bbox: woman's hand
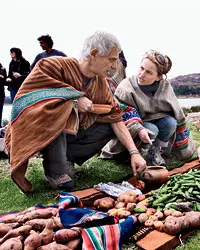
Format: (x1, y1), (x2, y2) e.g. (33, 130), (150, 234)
(6, 78), (12, 82)
(13, 72), (21, 78)
(77, 96), (93, 112)
(0, 74), (4, 78)
(138, 128), (155, 144)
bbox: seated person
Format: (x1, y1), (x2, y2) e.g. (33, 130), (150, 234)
(102, 49), (189, 166)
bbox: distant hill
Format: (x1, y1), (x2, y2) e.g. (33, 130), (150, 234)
(170, 73), (200, 97)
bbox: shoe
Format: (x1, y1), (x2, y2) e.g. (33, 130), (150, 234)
(147, 145), (166, 166)
(45, 174), (74, 191)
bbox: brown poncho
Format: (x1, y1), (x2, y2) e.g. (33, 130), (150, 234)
(5, 57), (122, 172)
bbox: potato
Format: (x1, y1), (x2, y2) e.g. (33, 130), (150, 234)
(55, 227), (80, 243)
(154, 211), (164, 219)
(136, 194), (146, 202)
(138, 213), (149, 224)
(172, 211), (183, 217)
(19, 209), (54, 223)
(0, 224), (12, 238)
(40, 219), (54, 245)
(0, 225), (32, 245)
(146, 208), (157, 216)
(163, 209), (173, 217)
(93, 197), (115, 210)
(66, 238), (82, 250)
(115, 202), (126, 209)
(148, 215), (158, 222)
(117, 210), (131, 219)
(0, 236), (23, 250)
(144, 219), (154, 227)
(38, 242), (70, 250)
(153, 221), (164, 232)
(117, 193), (136, 204)
(25, 219), (47, 231)
(0, 214), (20, 224)
(163, 217), (182, 235)
(24, 230), (42, 250)
(125, 190), (137, 197)
(126, 203), (136, 212)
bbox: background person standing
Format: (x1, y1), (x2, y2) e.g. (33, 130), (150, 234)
(30, 34), (67, 70)
(0, 63), (7, 127)
(6, 48), (30, 102)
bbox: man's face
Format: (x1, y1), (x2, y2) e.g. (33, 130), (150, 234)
(39, 40), (49, 50)
(90, 47), (119, 78)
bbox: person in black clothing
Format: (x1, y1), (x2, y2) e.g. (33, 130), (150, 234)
(6, 48), (30, 102)
(0, 63), (7, 127)
(30, 34), (67, 70)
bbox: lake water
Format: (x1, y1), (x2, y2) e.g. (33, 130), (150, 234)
(2, 98), (200, 121)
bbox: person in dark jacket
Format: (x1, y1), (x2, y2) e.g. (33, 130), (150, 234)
(30, 34), (67, 70)
(6, 48), (30, 102)
(0, 63), (7, 127)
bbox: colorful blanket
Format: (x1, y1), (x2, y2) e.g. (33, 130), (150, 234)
(58, 192), (138, 250)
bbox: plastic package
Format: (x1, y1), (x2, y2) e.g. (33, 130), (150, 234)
(94, 181), (142, 198)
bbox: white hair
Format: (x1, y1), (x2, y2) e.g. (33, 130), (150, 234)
(80, 31), (122, 59)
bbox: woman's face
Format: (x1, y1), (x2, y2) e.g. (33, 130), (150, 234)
(10, 51), (16, 60)
(137, 58), (161, 85)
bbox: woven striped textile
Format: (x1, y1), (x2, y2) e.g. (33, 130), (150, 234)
(5, 57), (122, 172)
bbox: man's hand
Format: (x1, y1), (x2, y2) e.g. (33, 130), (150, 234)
(138, 128), (155, 144)
(130, 153), (147, 176)
(77, 96), (93, 112)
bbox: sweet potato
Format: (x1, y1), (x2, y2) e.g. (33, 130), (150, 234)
(24, 230), (42, 250)
(18, 209), (54, 223)
(25, 219), (47, 231)
(54, 227), (81, 243)
(66, 238), (82, 250)
(0, 236), (23, 250)
(38, 242), (70, 250)
(0, 225), (32, 245)
(0, 224), (12, 238)
(40, 219), (54, 245)
(0, 214), (20, 224)
(52, 216), (64, 230)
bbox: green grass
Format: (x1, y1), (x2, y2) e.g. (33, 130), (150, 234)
(0, 122), (200, 249)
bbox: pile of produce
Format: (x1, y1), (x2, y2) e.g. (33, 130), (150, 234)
(92, 168), (200, 236)
(0, 207), (81, 249)
(147, 168), (200, 211)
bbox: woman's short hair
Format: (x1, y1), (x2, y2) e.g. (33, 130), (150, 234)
(143, 50), (172, 76)
(80, 31), (121, 59)
(37, 35), (54, 48)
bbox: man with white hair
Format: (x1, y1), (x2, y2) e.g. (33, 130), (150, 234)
(5, 31), (146, 193)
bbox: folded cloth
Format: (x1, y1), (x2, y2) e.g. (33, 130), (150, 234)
(58, 192), (138, 250)
(58, 192), (118, 228)
(81, 215), (137, 250)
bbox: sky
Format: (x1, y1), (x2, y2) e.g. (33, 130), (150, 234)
(1, 0), (200, 79)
